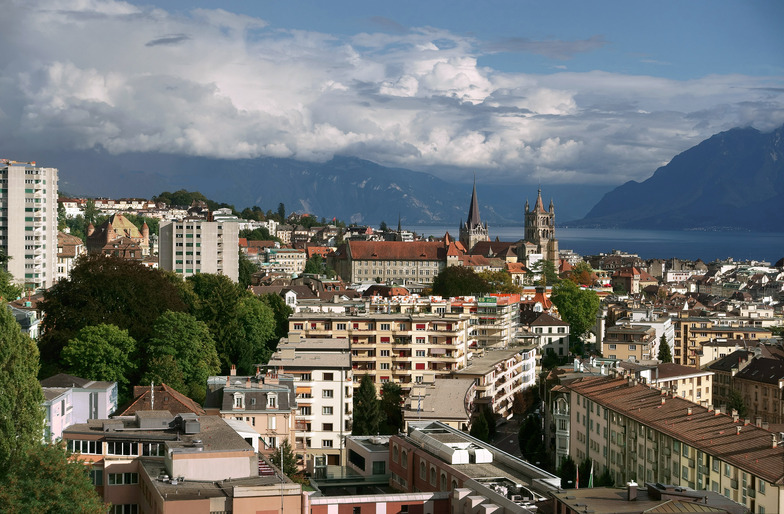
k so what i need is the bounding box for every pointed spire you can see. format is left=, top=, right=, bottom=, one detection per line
left=525, top=198, right=529, bottom=213
left=534, top=188, right=546, bottom=212
left=397, top=212, right=402, bottom=233
left=549, top=197, right=554, bottom=213
left=466, top=173, right=481, bottom=228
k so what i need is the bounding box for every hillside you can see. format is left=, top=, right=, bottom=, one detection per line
left=575, top=125, right=784, bottom=231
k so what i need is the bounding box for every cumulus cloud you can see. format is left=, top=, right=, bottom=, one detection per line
left=1, top=0, right=783, bottom=186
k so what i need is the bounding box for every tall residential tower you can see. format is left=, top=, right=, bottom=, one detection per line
left=0, top=160, right=58, bottom=291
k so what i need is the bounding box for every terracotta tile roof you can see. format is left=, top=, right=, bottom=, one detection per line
left=654, top=362, right=711, bottom=379
left=520, top=311, right=569, bottom=327
left=346, top=240, right=446, bottom=261
left=238, top=238, right=248, bottom=247
left=505, top=262, right=527, bottom=273
left=468, top=240, right=516, bottom=257
left=120, top=384, right=206, bottom=415
left=564, top=377, right=784, bottom=484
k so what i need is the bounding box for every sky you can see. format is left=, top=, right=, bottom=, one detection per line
left=1, top=0, right=783, bottom=186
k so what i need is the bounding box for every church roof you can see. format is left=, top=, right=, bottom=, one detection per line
left=533, top=188, right=547, bottom=213
left=465, top=177, right=482, bottom=228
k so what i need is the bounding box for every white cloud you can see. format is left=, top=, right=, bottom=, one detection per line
left=1, top=0, right=783, bottom=185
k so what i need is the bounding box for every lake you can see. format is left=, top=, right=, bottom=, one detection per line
left=411, top=226, right=784, bottom=264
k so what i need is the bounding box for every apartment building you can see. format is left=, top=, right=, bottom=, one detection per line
left=474, top=295, right=521, bottom=348
left=602, top=324, right=657, bottom=361
left=56, top=231, right=85, bottom=283
left=204, top=368, right=297, bottom=456
left=288, top=311, right=471, bottom=391
left=263, top=247, right=306, bottom=276
left=330, top=240, right=447, bottom=284
left=0, top=159, right=58, bottom=290
left=267, top=335, right=353, bottom=468
left=673, top=315, right=772, bottom=366
left=159, top=218, right=239, bottom=282
left=40, top=374, right=118, bottom=433
left=520, top=311, right=571, bottom=359
left=555, top=376, right=784, bottom=514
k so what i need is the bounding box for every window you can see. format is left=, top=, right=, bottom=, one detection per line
left=420, top=461, right=426, bottom=479
left=380, top=363, right=390, bottom=370
left=337, top=323, right=346, bottom=330
left=608, top=344, right=616, bottom=350
left=322, top=423, right=333, bottom=431
left=430, top=466, right=436, bottom=485
left=628, top=344, right=637, bottom=351
left=323, top=406, right=333, bottom=415
left=108, top=472, right=139, bottom=485
left=267, top=393, right=277, bottom=408
left=323, top=390, right=333, bottom=398
left=380, top=350, right=390, bottom=357
left=268, top=417, right=277, bottom=430
left=416, top=350, right=426, bottom=357
left=300, top=406, right=311, bottom=415
left=90, top=469, right=103, bottom=486
left=323, top=372, right=334, bottom=381
left=142, top=443, right=165, bottom=457
left=106, top=441, right=138, bottom=456
left=111, top=506, right=138, bottom=514
left=380, top=323, right=391, bottom=331
left=67, top=440, right=102, bottom=455
left=322, top=440, right=333, bottom=448
left=373, top=461, right=386, bottom=475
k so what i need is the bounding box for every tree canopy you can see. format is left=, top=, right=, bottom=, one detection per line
left=379, top=382, right=404, bottom=435
left=469, top=413, right=490, bottom=442
left=431, top=266, right=490, bottom=297
left=657, top=334, right=673, bottom=363
left=269, top=439, right=298, bottom=478
left=477, top=270, right=522, bottom=294
left=39, top=254, right=188, bottom=372
left=551, top=279, right=600, bottom=343
left=61, top=324, right=137, bottom=393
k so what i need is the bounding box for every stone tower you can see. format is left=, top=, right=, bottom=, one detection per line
left=524, top=189, right=559, bottom=266
left=459, top=178, right=489, bottom=251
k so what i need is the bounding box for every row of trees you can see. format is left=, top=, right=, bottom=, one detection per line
left=39, top=254, right=292, bottom=403
left=0, top=300, right=105, bottom=512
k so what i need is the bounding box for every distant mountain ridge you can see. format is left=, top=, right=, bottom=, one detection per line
left=575, top=125, right=784, bottom=231
left=38, top=150, right=608, bottom=226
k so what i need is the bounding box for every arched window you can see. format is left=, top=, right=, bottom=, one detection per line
left=420, top=461, right=426, bottom=479
left=440, top=473, right=447, bottom=491
left=452, top=479, right=458, bottom=490
left=430, top=466, right=436, bottom=485
left=392, top=444, right=399, bottom=463
left=401, top=450, right=407, bottom=468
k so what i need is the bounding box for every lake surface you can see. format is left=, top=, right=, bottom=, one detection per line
left=411, top=226, right=784, bottom=264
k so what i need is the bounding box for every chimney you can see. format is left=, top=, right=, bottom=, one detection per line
left=736, top=426, right=742, bottom=435
left=246, top=377, right=251, bottom=388
left=755, top=417, right=762, bottom=428
left=225, top=375, right=230, bottom=386
left=230, top=364, right=237, bottom=376
left=707, top=404, right=713, bottom=413
left=762, top=421, right=769, bottom=430
left=687, top=407, right=692, bottom=416
left=773, top=434, right=778, bottom=449
left=627, top=481, right=638, bottom=501
left=714, top=406, right=722, bottom=416
left=661, top=397, right=666, bottom=405
left=732, top=409, right=739, bottom=423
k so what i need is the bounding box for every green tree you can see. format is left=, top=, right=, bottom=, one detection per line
left=304, top=254, right=324, bottom=275
left=566, top=261, right=594, bottom=287
left=379, top=382, right=404, bottom=435
left=61, top=324, right=137, bottom=394
left=239, top=227, right=279, bottom=242
left=532, top=259, right=560, bottom=286
left=657, top=334, right=672, bottom=363
left=469, top=413, right=490, bottom=442
left=482, top=405, right=497, bottom=438
left=557, top=455, right=577, bottom=488
left=431, top=266, right=490, bottom=297
left=83, top=199, right=99, bottom=224
left=277, top=202, right=286, bottom=221
left=352, top=374, right=382, bottom=435
left=379, top=220, right=388, bottom=232
left=39, top=254, right=188, bottom=374
left=259, top=293, right=294, bottom=343
left=0, top=267, right=23, bottom=302
left=0, top=303, right=44, bottom=472
left=551, top=279, right=600, bottom=343
left=269, top=439, right=298, bottom=478
left=727, top=388, right=748, bottom=418
left=0, top=442, right=107, bottom=513
left=142, top=311, right=220, bottom=403
left=595, top=467, right=614, bottom=487
left=477, top=270, right=522, bottom=294
left=57, top=202, right=67, bottom=231
left=234, top=296, right=277, bottom=371
left=238, top=250, right=260, bottom=289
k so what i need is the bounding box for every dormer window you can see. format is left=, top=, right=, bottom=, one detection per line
left=233, top=392, right=245, bottom=409
left=267, top=393, right=277, bottom=408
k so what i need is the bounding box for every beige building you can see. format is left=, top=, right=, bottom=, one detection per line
left=1, top=160, right=58, bottom=290
left=555, top=376, right=784, bottom=514
left=159, top=218, right=239, bottom=282
left=603, top=324, right=657, bottom=362
left=330, top=240, right=447, bottom=284
left=672, top=315, right=772, bottom=366
left=56, top=231, right=85, bottom=283
left=289, top=311, right=471, bottom=392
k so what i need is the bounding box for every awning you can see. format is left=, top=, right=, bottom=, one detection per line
left=296, top=387, right=312, bottom=394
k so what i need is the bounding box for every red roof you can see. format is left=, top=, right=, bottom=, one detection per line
left=346, top=241, right=446, bottom=261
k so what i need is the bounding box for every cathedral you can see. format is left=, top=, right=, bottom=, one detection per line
left=458, top=178, right=490, bottom=251
left=523, top=189, right=559, bottom=266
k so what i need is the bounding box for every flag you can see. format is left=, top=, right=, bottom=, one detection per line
left=588, top=460, right=594, bottom=488
left=575, top=464, right=579, bottom=489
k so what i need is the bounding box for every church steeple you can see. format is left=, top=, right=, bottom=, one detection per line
left=466, top=175, right=481, bottom=228
left=459, top=175, right=489, bottom=252
left=534, top=188, right=546, bottom=212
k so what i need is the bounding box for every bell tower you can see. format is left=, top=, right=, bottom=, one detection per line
left=459, top=177, right=489, bottom=251
left=524, top=189, right=559, bottom=265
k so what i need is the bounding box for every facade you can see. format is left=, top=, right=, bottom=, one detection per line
left=330, top=240, right=447, bottom=285
left=56, top=231, right=85, bottom=283
left=288, top=311, right=471, bottom=392
left=267, top=335, right=353, bottom=468
left=0, top=159, right=58, bottom=290
left=159, top=218, right=239, bottom=282
left=263, top=247, right=306, bottom=276
left=458, top=180, right=489, bottom=252
left=733, top=357, right=784, bottom=424
left=645, top=362, right=714, bottom=406
left=63, top=411, right=302, bottom=514
left=523, top=189, right=559, bottom=266
left=40, top=374, right=118, bottom=432
left=453, top=345, right=537, bottom=420
left=205, top=369, right=298, bottom=456
left=474, top=295, right=521, bottom=348
left=521, top=311, right=571, bottom=359
left=672, top=315, right=772, bottom=366
left=42, top=387, right=73, bottom=442
left=602, top=324, right=657, bottom=362
left=555, top=376, right=784, bottom=514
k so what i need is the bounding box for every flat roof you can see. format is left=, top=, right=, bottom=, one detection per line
left=455, top=347, right=528, bottom=376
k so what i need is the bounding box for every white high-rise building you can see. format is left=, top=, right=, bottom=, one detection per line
left=0, top=160, right=58, bottom=291
left=159, top=218, right=239, bottom=282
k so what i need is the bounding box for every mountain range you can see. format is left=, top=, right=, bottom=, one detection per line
left=575, top=124, right=784, bottom=232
